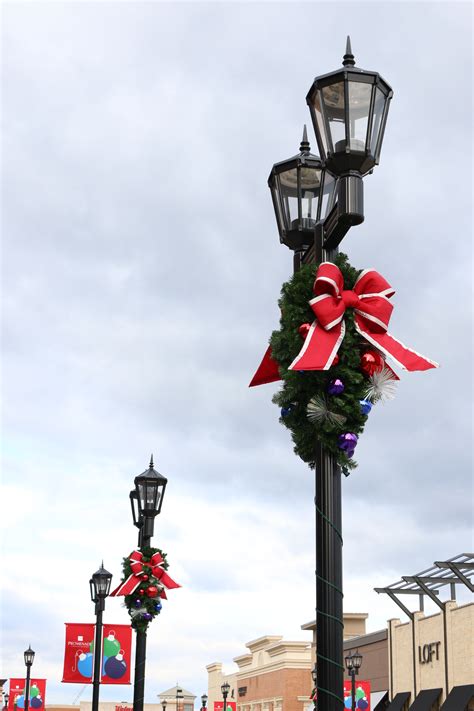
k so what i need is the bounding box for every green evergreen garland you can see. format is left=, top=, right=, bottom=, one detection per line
left=270, top=253, right=369, bottom=474
left=120, top=546, right=169, bottom=633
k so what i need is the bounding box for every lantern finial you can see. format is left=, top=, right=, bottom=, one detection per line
left=343, top=35, right=355, bottom=67
left=149, top=453, right=154, bottom=469
left=299, top=125, right=310, bottom=154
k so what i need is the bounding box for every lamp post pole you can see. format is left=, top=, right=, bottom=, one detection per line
left=130, top=456, right=168, bottom=711
left=23, top=646, right=35, bottom=711
left=89, top=563, right=113, bottom=711
left=267, top=38, right=392, bottom=711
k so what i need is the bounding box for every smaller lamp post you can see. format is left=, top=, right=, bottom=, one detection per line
left=345, top=650, right=363, bottom=711
left=176, top=688, right=183, bottom=711
left=201, top=695, right=208, bottom=711
left=311, top=664, right=317, bottom=710
left=3, top=693, right=9, bottom=711
left=161, top=700, right=167, bottom=711
left=221, top=682, right=230, bottom=711
left=23, top=646, right=35, bottom=711
left=89, top=563, right=113, bottom=711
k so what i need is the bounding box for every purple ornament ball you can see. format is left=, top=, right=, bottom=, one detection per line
left=134, top=599, right=142, bottom=608
left=142, top=612, right=152, bottom=621
left=338, top=433, right=358, bottom=453
left=328, top=378, right=344, bottom=396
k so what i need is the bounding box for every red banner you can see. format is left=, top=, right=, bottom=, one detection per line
left=214, top=703, right=236, bottom=711
left=343, top=679, right=371, bottom=710
left=62, top=623, right=95, bottom=683
left=62, top=623, right=132, bottom=684
left=101, top=624, right=132, bottom=684
left=8, top=679, right=46, bottom=711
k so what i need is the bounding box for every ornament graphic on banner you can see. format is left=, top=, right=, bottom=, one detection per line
left=343, top=680, right=371, bottom=710
left=62, top=623, right=132, bottom=685
left=213, top=703, right=236, bottom=711
left=8, top=680, right=47, bottom=711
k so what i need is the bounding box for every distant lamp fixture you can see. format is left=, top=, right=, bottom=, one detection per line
left=201, top=695, right=208, bottom=711
left=89, top=562, right=113, bottom=607
left=221, top=682, right=230, bottom=710
left=311, top=663, right=317, bottom=684
left=161, top=701, right=167, bottom=711
left=24, top=646, right=35, bottom=667
left=268, top=126, right=337, bottom=253
left=345, top=650, right=363, bottom=711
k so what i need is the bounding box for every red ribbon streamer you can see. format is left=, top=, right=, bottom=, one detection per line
left=288, top=263, right=438, bottom=372
left=110, top=550, right=180, bottom=599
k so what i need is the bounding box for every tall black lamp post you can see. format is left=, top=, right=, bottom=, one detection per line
left=130, top=456, right=168, bottom=711
left=345, top=651, right=363, bottom=711
left=201, top=694, right=208, bottom=711
left=269, top=38, right=392, bottom=711
left=23, top=646, right=35, bottom=711
left=221, top=683, right=230, bottom=711
left=89, top=563, right=113, bottom=711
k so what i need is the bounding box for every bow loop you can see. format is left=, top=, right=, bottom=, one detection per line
left=313, top=262, right=344, bottom=297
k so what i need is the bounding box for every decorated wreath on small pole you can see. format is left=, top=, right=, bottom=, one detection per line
left=250, top=253, right=437, bottom=475
left=111, top=546, right=180, bottom=633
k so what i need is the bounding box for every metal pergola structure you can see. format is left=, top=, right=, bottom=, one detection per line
left=374, top=553, right=474, bottom=618
left=374, top=553, right=474, bottom=704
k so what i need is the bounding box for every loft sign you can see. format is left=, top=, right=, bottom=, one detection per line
left=418, top=641, right=441, bottom=664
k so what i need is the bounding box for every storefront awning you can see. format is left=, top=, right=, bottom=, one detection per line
left=372, top=691, right=388, bottom=709
left=408, top=688, right=442, bottom=710
left=440, top=684, right=474, bottom=710
left=386, top=692, right=410, bottom=711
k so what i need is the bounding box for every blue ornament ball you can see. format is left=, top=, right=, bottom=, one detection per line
left=16, top=697, right=25, bottom=709
left=78, top=652, right=94, bottom=679
left=134, top=599, right=142, bottom=608
left=155, top=602, right=162, bottom=612
left=102, top=656, right=109, bottom=676
left=30, top=699, right=43, bottom=709
left=281, top=405, right=293, bottom=418
left=359, top=399, right=372, bottom=415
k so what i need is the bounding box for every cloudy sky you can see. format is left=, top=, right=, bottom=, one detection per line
left=1, top=0, right=472, bottom=705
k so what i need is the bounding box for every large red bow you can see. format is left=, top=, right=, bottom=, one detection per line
left=110, top=550, right=180, bottom=598
left=288, top=263, right=438, bottom=372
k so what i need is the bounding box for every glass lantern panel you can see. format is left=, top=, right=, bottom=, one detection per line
left=313, top=91, right=328, bottom=157
left=322, top=82, right=346, bottom=152
left=348, top=81, right=372, bottom=151
left=300, top=166, right=321, bottom=228
left=278, top=168, right=300, bottom=228
left=369, top=86, right=386, bottom=155
left=320, top=172, right=336, bottom=219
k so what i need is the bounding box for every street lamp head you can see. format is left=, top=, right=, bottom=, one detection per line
left=162, top=701, right=167, bottom=710
left=24, top=646, right=35, bottom=667
left=201, top=695, right=208, bottom=708
left=89, top=562, right=113, bottom=603
left=352, top=649, right=363, bottom=671
left=311, top=663, right=317, bottom=684
left=268, top=126, right=337, bottom=251
left=306, top=36, right=393, bottom=177
left=221, top=682, right=230, bottom=697
left=344, top=651, right=354, bottom=671
left=134, top=455, right=168, bottom=520
left=176, top=689, right=183, bottom=699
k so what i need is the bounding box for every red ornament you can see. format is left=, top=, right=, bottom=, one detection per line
left=298, top=323, right=311, bottom=339
left=360, top=350, right=384, bottom=377
left=146, top=586, right=159, bottom=598
left=139, top=589, right=145, bottom=596
left=331, top=354, right=339, bottom=366
left=142, top=575, right=149, bottom=581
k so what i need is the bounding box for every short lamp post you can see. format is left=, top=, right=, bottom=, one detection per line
left=130, top=456, right=168, bottom=711
left=23, top=646, right=35, bottom=711
left=201, top=694, right=208, bottom=711
left=161, top=700, right=167, bottom=711
left=89, top=563, right=113, bottom=711
left=176, top=688, right=183, bottom=711
left=3, top=693, right=9, bottom=711
left=345, top=650, right=363, bottom=711
left=311, top=664, right=317, bottom=710
left=221, top=683, right=230, bottom=711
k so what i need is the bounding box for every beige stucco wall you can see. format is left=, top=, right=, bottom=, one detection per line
left=390, top=601, right=474, bottom=705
